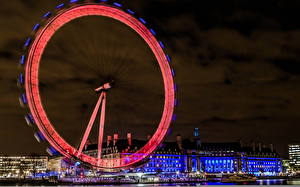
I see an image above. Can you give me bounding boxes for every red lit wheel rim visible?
[24,3,175,169]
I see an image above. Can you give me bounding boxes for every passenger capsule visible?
[42,12,51,19]
[159,41,165,49]
[172,114,177,121]
[46,147,59,156]
[19,55,25,65]
[150,28,156,36]
[113,2,122,7]
[25,114,34,126]
[171,68,175,77]
[56,3,65,9]
[126,9,135,15]
[34,131,46,143]
[19,93,27,107]
[17,73,24,87]
[32,23,40,31]
[166,54,171,63]
[139,18,146,24]
[24,38,31,48]
[174,99,178,107]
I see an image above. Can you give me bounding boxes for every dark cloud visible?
[0,0,300,158]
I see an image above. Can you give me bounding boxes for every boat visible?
[205,173,222,182]
[221,174,257,183]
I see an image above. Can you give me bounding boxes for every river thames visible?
[97,179,300,186]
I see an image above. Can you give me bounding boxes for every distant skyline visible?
[0,0,300,158]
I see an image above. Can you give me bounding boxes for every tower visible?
[194,128,201,150]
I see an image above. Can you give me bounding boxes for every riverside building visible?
[50,129,282,177]
[0,155,48,178]
[288,144,300,171]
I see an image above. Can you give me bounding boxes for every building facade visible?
[0,156,48,178]
[180,141,282,176]
[139,151,184,173]
[50,131,282,177]
[288,144,300,171]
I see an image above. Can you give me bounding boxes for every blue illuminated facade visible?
[200,157,236,173]
[139,153,184,173]
[244,157,282,175]
[135,139,282,176]
[59,133,282,177]
[135,153,282,176]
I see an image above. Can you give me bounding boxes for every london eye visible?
[18,0,176,170]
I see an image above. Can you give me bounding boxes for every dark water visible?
[108,179,300,186]
[3,179,300,186]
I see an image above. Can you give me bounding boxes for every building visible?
[288,144,300,171]
[179,138,282,176]
[49,130,282,177]
[137,143,184,174]
[0,155,48,178]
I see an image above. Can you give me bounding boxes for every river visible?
[102,178,300,185]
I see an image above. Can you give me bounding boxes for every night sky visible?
[1,0,300,158]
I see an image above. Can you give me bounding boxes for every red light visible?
[25,4,175,169]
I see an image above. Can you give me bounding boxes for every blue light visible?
[75,161,81,166]
[172,114,176,121]
[142,153,184,174]
[139,18,146,24]
[101,0,108,2]
[21,93,27,104]
[38,131,46,141]
[70,0,78,3]
[24,38,31,47]
[28,114,34,123]
[19,73,24,85]
[174,83,177,92]
[20,55,25,65]
[174,99,178,107]
[56,3,65,9]
[166,54,171,62]
[171,68,175,77]
[34,131,46,142]
[150,28,156,36]
[126,9,135,15]
[159,41,165,49]
[47,146,60,156]
[25,113,35,125]
[42,11,51,18]
[32,23,40,31]
[113,2,122,7]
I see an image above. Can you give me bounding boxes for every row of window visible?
[203,160,234,164]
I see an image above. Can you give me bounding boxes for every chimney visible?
[147,135,151,140]
[252,141,256,152]
[176,135,182,150]
[113,133,118,146]
[127,133,132,146]
[258,142,262,152]
[107,135,112,147]
[270,144,274,152]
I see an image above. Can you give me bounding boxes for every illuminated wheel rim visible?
[21,2,175,169]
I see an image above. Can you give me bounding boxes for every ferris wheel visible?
[18,0,176,170]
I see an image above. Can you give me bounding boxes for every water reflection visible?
[287,179,300,185]
[114,179,300,185]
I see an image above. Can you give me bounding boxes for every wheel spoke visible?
[98,92,106,163]
[78,92,104,155]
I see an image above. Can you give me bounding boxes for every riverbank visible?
[0,178,206,185]
[1,177,300,185]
